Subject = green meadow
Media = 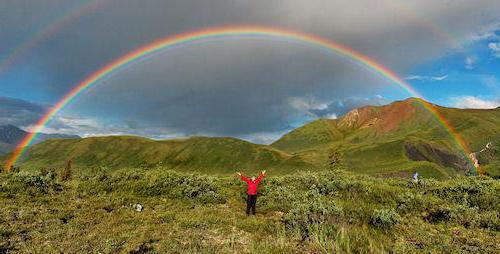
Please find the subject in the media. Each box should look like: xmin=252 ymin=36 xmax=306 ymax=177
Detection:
xmin=1 ymin=166 xmax=498 ymax=253
xmin=1 ymin=99 xmax=499 ymax=253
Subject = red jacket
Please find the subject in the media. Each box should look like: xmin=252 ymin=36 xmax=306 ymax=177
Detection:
xmin=241 ymin=173 xmax=264 ymax=195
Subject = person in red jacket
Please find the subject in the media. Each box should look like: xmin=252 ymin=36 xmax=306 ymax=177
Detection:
xmin=237 ymin=170 xmax=266 ymax=215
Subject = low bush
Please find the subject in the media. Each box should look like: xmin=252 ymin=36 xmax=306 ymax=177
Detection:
xmin=370 ymin=208 xmax=401 ymax=228
xmin=76 ymin=169 xmax=226 ymax=204
xmin=1 ymin=171 xmax=62 ymax=195
xmin=283 ymin=191 xmax=343 ymax=238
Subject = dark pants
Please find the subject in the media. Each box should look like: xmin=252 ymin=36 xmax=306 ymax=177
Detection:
xmin=246 ymin=194 xmax=257 ymax=215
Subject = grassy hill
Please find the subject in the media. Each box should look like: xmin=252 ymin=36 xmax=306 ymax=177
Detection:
xmin=9 ymin=98 xmax=499 ymax=178
xmin=271 ymin=98 xmax=500 ymax=178
xmin=18 ymin=136 xmax=313 ymax=174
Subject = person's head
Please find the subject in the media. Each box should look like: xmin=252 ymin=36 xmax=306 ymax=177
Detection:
xmin=251 ymin=176 xmax=256 ymax=181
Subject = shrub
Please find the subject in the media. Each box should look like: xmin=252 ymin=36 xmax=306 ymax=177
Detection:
xmin=424 ymin=206 xmax=451 ymax=223
xmin=76 ymin=169 xmax=226 ymax=204
xmin=478 ymin=211 xmax=500 ymax=231
xmin=396 ymin=191 xmax=424 ymax=213
xmin=370 ymin=208 xmax=401 ymax=228
xmin=282 ymin=194 xmax=343 ymax=238
xmin=7 ymin=172 xmax=62 ymax=195
xmin=60 ymin=160 xmax=73 ymax=181
xmin=259 ymin=185 xmax=302 ymax=212
xmin=449 ymin=205 xmax=481 ymax=228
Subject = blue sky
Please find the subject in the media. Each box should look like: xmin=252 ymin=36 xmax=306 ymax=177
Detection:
xmin=406 ymin=27 xmax=500 ymax=108
xmin=0 ymin=0 xmax=499 ymax=143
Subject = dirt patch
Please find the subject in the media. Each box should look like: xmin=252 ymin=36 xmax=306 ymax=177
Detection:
xmin=377 ymin=101 xmax=416 ymax=133
xmin=337 ymin=100 xmax=417 ymax=133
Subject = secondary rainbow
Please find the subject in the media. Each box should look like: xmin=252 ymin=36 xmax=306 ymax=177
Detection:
xmin=0 ymin=0 xmax=108 ymax=76
xmin=5 ymin=25 xmax=475 ymax=171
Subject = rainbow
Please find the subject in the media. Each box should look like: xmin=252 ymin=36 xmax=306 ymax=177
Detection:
xmin=384 ymin=0 xmax=461 ymax=49
xmin=0 ymin=0 xmax=108 ymax=76
xmin=4 ymin=25 xmax=475 ymax=171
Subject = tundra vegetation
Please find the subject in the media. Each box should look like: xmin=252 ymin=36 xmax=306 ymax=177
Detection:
xmin=1 ymin=165 xmax=498 ymax=253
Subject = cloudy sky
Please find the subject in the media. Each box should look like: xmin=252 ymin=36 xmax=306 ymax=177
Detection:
xmin=1 ymin=0 xmax=499 ymax=143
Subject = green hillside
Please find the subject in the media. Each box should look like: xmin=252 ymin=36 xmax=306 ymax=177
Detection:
xmin=19 ymin=136 xmax=313 ymax=174
xmin=271 ymin=119 xmax=343 ymax=153
xmin=10 ymin=98 xmax=499 ymax=178
xmin=272 ymin=98 xmax=500 ymax=178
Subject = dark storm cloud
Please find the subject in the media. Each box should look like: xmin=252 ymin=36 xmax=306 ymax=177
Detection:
xmin=69 ymin=40 xmax=387 ymax=136
xmin=2 ymin=0 xmax=500 ymax=140
xmin=0 ymin=96 xmax=45 ymax=127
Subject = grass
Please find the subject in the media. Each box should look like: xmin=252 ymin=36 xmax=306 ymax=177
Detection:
xmin=1 ymin=166 xmax=498 ymax=253
xmin=18 ymin=136 xmax=313 ymax=174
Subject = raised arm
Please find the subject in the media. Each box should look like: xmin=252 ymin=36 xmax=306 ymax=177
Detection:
xmin=255 ymin=170 xmax=266 ymax=183
xmin=237 ymin=172 xmax=249 ymax=183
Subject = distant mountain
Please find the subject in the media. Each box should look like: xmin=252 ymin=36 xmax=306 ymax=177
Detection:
xmin=272 ymin=98 xmax=500 ymax=178
xmin=0 ymin=125 xmax=80 ymax=155
xmin=11 ymin=98 xmax=500 ymax=178
xmin=17 ymin=136 xmax=311 ymax=174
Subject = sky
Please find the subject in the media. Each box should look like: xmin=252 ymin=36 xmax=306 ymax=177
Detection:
xmin=0 ymin=0 xmax=499 ymax=144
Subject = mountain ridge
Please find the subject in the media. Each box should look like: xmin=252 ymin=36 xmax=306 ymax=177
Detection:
xmin=271 ymin=98 xmax=500 ymax=177
xmin=6 ymin=98 xmax=499 ymax=177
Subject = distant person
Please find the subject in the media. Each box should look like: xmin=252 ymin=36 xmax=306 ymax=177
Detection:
xmin=412 ymin=171 xmax=419 ymax=183
xmin=237 ymin=170 xmax=266 ymax=215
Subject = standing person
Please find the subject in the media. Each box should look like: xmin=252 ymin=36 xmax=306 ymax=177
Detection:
xmin=237 ymin=170 xmax=266 ymax=215
xmin=412 ymin=171 xmax=419 ymax=184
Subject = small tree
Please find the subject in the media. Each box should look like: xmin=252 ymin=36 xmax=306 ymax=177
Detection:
xmin=61 ymin=160 xmax=73 ymax=181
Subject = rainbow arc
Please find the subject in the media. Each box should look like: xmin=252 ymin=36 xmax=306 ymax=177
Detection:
xmin=5 ymin=26 xmax=475 ymax=171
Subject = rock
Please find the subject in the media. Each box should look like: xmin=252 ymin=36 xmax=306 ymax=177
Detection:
xmin=132 ymin=203 xmax=143 ymax=212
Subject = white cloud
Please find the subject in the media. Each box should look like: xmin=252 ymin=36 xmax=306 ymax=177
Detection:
xmin=488 ymin=42 xmax=500 ymax=58
xmin=324 ymin=113 xmax=338 ymax=119
xmin=406 ymin=75 xmax=425 ymax=81
xmin=449 ymin=96 xmax=500 ymax=109
xmin=406 ymin=74 xmax=448 ymax=81
xmin=465 ymin=56 xmax=476 ymax=70
xmin=287 ymin=96 xmax=330 ymax=117
xmin=287 ymin=95 xmax=390 ymax=120
xmin=468 ymin=22 xmax=500 ymax=41
xmin=432 ymin=75 xmax=448 ymax=81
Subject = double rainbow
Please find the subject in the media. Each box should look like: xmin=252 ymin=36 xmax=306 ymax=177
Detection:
xmin=5 ymin=25 xmax=474 ymax=170
xmin=0 ymin=0 xmax=108 ymax=75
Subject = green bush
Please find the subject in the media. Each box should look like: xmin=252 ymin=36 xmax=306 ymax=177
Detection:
xmin=76 ymin=169 xmax=226 ymax=204
xmin=478 ymin=211 xmax=500 ymax=231
xmin=259 ymin=185 xmax=302 ymax=212
xmin=283 ymin=192 xmax=343 ymax=238
xmin=396 ymin=191 xmax=424 ymax=213
xmin=371 ymin=208 xmax=401 ymax=228
xmin=2 ymin=171 xmax=62 ymax=195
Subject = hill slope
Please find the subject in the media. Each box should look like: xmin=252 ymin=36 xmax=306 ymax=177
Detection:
xmin=272 ymin=98 xmax=500 ymax=177
xmin=19 ymin=136 xmax=312 ymax=173
xmin=12 ymin=98 xmax=499 ymax=177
